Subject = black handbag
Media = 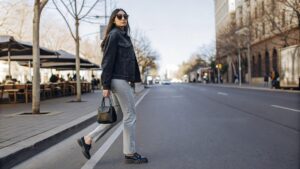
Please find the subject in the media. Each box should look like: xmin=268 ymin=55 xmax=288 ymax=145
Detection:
xmin=97 ymin=97 xmax=117 ymax=124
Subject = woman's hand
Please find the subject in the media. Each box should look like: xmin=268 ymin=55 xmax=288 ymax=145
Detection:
xmin=103 ymin=89 xmax=110 ymax=97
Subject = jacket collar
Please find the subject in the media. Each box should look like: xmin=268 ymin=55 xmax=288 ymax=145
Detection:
xmin=114 ymin=27 xmax=127 ymax=36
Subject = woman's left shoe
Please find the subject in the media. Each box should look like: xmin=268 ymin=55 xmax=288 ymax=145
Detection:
xmin=124 ymin=153 xmax=148 ymax=164
xmin=77 ymin=137 xmax=91 ymax=159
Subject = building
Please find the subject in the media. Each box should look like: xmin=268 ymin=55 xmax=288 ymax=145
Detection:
xmin=215 ymin=0 xmax=300 ymax=84
xmin=214 ymin=0 xmax=236 ymax=35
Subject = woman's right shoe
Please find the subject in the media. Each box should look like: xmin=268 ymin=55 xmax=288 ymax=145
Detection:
xmin=77 ymin=137 xmax=91 ymax=159
xmin=124 ymin=153 xmax=148 ymax=164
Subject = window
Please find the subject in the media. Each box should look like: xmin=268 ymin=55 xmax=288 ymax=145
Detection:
xmin=262 ymin=22 xmax=265 ymax=35
xmin=255 ymin=7 xmax=257 ymax=19
xmin=272 ymin=49 xmax=278 ymax=71
xmin=240 ymin=17 xmax=243 ymax=27
xmin=262 ymin=1 xmax=265 ymax=15
xmin=271 ymin=0 xmax=276 ymax=11
xmin=265 ymin=51 xmax=270 ymax=75
xmin=282 ymin=9 xmax=286 ymax=27
xmin=255 ymin=26 xmax=258 ymax=38
xmin=271 ymin=20 xmax=275 ymax=31
xmin=258 ymin=54 xmax=262 ymax=77
xmin=252 ymin=56 xmax=255 ymax=76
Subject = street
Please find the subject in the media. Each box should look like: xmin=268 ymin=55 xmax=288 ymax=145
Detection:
xmin=13 ymin=84 xmax=300 ymax=169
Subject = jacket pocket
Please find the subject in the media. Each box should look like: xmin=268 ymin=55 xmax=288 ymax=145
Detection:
xmin=118 ymin=41 xmax=132 ymax=48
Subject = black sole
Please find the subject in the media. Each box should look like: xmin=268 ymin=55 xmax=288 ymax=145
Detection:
xmin=124 ymin=158 xmax=148 ymax=164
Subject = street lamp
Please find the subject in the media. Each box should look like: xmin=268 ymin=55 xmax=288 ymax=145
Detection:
xmin=235 ymin=27 xmax=251 ymax=86
xmin=216 ymin=63 xmax=222 ymax=84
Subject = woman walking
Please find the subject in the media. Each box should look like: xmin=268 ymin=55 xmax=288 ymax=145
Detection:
xmin=77 ymin=8 xmax=148 ymax=164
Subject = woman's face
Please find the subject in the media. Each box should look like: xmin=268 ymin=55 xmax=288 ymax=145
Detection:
xmin=114 ymin=10 xmax=128 ymax=28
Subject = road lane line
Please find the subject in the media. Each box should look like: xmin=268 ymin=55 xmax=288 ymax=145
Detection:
xmin=271 ymin=105 xmax=300 ymax=112
xmin=217 ymin=92 xmax=228 ymax=96
xmin=81 ymin=89 xmax=150 ymax=169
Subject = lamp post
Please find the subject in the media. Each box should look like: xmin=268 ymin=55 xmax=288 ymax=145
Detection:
xmin=216 ymin=64 xmax=222 ymax=84
xmin=238 ymin=48 xmax=242 ymax=86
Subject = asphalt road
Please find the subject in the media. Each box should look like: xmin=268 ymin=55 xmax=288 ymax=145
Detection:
xmin=13 ymin=84 xmax=300 ymax=169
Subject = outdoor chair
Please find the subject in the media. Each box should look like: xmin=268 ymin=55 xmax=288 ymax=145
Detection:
xmin=3 ymin=84 xmax=15 ymax=103
xmin=43 ymin=84 xmax=52 ymax=98
xmin=25 ymin=84 xmax=32 ymax=103
xmin=15 ymin=84 xmax=26 ymax=103
xmin=0 ymin=85 xmax=3 ymax=103
xmin=53 ymin=83 xmax=63 ymax=97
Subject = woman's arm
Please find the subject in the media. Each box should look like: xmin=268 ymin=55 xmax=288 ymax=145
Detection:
xmin=101 ymin=32 xmax=119 ymax=90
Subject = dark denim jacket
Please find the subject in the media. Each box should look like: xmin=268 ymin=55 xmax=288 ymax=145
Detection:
xmin=101 ymin=27 xmax=141 ymax=90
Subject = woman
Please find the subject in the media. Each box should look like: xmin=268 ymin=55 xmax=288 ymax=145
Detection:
xmin=77 ymin=8 xmax=148 ymax=164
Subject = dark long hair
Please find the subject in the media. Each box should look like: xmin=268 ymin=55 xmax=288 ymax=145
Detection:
xmin=100 ymin=8 xmax=130 ymax=51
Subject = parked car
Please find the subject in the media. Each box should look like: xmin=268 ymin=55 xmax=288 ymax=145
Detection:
xmin=161 ymin=80 xmax=171 ymax=85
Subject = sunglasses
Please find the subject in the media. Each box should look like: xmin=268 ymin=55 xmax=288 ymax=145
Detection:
xmin=116 ymin=14 xmax=129 ymax=20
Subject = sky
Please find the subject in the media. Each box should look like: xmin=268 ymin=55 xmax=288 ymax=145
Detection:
xmin=34 ymin=0 xmax=216 ymax=77
xmin=115 ymin=0 xmax=216 ymax=76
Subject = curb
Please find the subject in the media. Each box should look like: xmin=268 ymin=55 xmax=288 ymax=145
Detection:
xmin=0 ymin=86 xmax=145 ymax=169
xmin=195 ymin=83 xmax=300 ymax=94
xmin=0 ymin=111 xmax=97 ymax=169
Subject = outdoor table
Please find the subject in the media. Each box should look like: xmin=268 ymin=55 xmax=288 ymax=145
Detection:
xmin=3 ymin=88 xmax=19 ymax=104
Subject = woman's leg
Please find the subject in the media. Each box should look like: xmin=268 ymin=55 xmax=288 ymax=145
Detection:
xmin=111 ymin=79 xmax=136 ymax=155
xmin=85 ymin=124 xmax=110 ymax=144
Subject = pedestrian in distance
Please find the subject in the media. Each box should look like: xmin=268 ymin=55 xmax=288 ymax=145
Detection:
xmin=264 ymin=73 xmax=269 ymax=87
xmin=77 ymin=8 xmax=148 ymax=164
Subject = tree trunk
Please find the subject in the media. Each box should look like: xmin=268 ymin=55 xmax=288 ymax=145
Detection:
xmin=32 ymin=0 xmax=41 ymax=114
xmin=247 ymin=42 xmax=251 ymax=84
xmin=75 ymin=18 xmax=81 ymax=102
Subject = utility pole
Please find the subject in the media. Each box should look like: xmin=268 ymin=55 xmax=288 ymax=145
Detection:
xmin=104 ymin=0 xmax=107 ymax=24
xmin=238 ymin=48 xmax=242 ymax=86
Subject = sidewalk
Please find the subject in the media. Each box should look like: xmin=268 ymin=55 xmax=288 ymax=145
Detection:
xmin=0 ymin=83 xmax=145 ymax=169
xmin=196 ymin=82 xmax=300 ymax=93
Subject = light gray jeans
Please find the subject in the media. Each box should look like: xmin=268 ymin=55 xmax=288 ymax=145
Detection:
xmin=87 ymin=79 xmax=136 ymax=154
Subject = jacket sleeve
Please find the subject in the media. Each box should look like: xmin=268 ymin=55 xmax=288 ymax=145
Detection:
xmin=101 ymin=32 xmax=118 ymax=90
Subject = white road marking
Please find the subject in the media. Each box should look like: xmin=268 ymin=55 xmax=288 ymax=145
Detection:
xmin=152 ymin=96 xmax=184 ymax=99
xmin=217 ymin=92 xmax=228 ymax=96
xmin=81 ymin=89 xmax=150 ymax=169
xmin=271 ymin=105 xmax=300 ymax=112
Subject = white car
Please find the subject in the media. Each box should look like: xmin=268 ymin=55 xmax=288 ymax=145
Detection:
xmin=161 ymin=80 xmax=171 ymax=85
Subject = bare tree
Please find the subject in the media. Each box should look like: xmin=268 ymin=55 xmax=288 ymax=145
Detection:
xmin=264 ymin=0 xmax=300 ymax=46
xmin=0 ymin=1 xmax=32 ymax=40
xmin=40 ymin=22 xmax=75 ymax=51
xmin=176 ymin=54 xmax=207 ymax=80
xmin=197 ymin=42 xmax=216 ymax=62
xmin=32 ymin=0 xmax=49 ymax=114
xmin=52 ymin=0 xmax=101 ymax=102
xmin=80 ymin=37 xmax=102 ymax=65
xmin=131 ymin=29 xmax=159 ymax=80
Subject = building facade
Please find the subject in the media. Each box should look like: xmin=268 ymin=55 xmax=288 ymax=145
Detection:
xmin=215 ymin=0 xmax=300 ymax=84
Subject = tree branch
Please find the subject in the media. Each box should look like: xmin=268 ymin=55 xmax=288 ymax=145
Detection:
xmin=53 ymin=0 xmax=76 ymax=40
xmin=79 ymin=0 xmax=101 ymax=20
xmin=68 ymin=0 xmax=76 ymax=15
xmin=78 ymin=0 xmax=86 ymax=16
xmin=59 ymin=0 xmax=76 ymax=18
xmin=40 ymin=0 xmax=49 ymax=12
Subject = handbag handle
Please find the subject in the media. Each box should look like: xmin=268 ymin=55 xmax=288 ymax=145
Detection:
xmin=101 ymin=96 xmax=113 ymax=107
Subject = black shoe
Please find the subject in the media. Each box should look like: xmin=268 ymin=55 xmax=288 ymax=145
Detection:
xmin=125 ymin=153 xmax=148 ymax=164
xmin=77 ymin=137 xmax=91 ymax=159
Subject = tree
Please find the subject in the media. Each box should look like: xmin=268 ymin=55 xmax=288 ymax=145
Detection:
xmin=32 ymin=0 xmax=49 ymax=114
xmin=0 ymin=1 xmax=32 ymax=40
xmin=176 ymin=54 xmax=207 ymax=80
xmin=52 ymin=0 xmax=101 ymax=102
xmin=259 ymin=0 xmax=300 ymax=47
xmin=131 ymin=29 xmax=159 ymax=81
xmin=80 ymin=37 xmax=102 ymax=65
